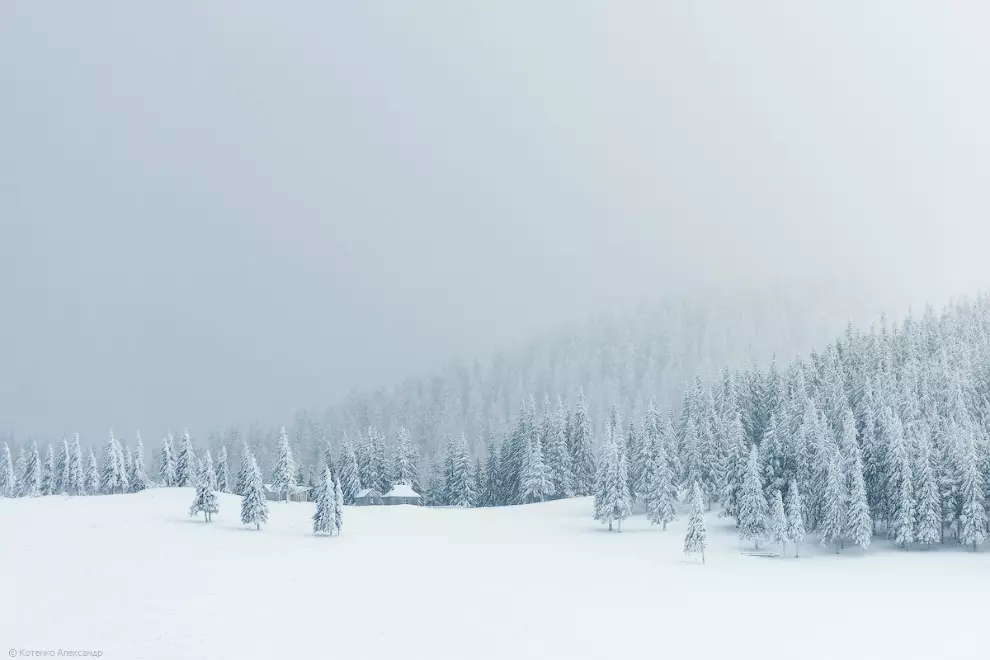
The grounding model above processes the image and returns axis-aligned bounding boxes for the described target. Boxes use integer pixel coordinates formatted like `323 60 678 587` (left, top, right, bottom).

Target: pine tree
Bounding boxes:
65 434 84 496
333 474 344 536
593 417 631 531
643 414 676 530
481 438 502 507
913 428 941 546
543 395 574 499
367 426 390 493
131 435 148 493
101 431 128 495
175 431 196 488
720 411 749 522
785 480 806 557
235 438 252 496
160 434 176 487
188 462 219 522
338 437 362 504
519 431 554 503
443 434 474 507
240 454 269 530
312 465 338 536
55 437 69 494
41 445 56 496
215 446 230 493
683 481 708 563
271 427 296 502
820 444 845 553
769 489 788 556
890 415 915 548
85 450 100 495
845 443 873 551
0 443 15 497
568 388 597 497
394 426 420 489
203 449 218 491
22 440 41 497
958 435 987 551
738 444 768 549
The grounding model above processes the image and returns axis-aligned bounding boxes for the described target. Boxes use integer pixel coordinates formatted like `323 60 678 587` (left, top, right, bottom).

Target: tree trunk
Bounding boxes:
617 519 622 533
701 550 705 564
608 521 613 531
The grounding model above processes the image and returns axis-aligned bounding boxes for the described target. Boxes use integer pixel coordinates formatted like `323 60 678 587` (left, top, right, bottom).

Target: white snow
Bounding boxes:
383 483 419 499
2 490 988 660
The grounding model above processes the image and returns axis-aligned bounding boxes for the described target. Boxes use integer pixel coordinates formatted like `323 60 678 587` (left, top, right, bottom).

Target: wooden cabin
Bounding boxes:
383 483 422 506
353 488 384 506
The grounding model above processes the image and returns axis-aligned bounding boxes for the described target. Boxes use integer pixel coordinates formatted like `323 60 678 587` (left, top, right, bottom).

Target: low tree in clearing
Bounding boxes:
769 489 788 557
683 481 708 564
313 466 338 536
189 467 219 523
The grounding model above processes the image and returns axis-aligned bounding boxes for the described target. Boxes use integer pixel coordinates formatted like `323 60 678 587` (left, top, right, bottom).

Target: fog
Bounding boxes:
1 1 987 441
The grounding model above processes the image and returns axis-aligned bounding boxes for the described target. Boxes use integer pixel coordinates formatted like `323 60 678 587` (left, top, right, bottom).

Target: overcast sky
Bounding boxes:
1 1 987 442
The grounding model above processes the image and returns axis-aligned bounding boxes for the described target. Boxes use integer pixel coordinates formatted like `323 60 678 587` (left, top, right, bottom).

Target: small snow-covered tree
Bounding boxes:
443 434 474 507
22 440 41 497
101 431 128 495
769 489 788 557
394 426 420 489
643 419 676 530
820 446 845 553
568 387 597 496
202 449 218 491
215 446 230 493
738 444 768 549
313 465 337 535
131 435 148 493
959 436 987 551
235 439 252 496
519 432 555 503
785 480 806 557
55 437 69 494
543 395 574 499
271 427 296 502
891 418 915 549
845 445 873 551
338 436 362 504
41 444 56 496
189 462 219 523
160 434 176 487
594 415 631 531
175 430 196 488
66 434 84 496
240 454 269 531
85 450 100 495
683 481 708 563
333 474 344 535
1 443 16 497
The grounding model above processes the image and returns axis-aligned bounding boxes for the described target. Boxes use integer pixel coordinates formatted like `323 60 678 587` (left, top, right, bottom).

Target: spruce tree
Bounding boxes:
66 434 84 496
443 434 474 507
593 419 631 531
85 450 100 495
333 474 344 535
160 434 176 487
481 438 502 507
959 436 987 551
313 465 337 536
395 426 420 489
41 444 56 496
913 428 941 546
240 454 269 530
235 439 252 496
769 489 788 557
203 449 218 491
720 411 749 521
820 446 845 553
738 444 768 549
568 387 597 497
271 426 296 502
338 437 362 504
890 416 915 548
543 395 574 499
22 440 41 497
683 481 708 563
215 446 230 493
519 432 554 503
643 417 676 530
131 436 148 493
189 463 219 523
55 437 69 494
785 480 806 557
845 444 873 551
101 431 128 495
175 430 196 488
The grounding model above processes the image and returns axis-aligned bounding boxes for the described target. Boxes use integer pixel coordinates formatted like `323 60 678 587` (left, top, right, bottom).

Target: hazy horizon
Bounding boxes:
2 1 988 442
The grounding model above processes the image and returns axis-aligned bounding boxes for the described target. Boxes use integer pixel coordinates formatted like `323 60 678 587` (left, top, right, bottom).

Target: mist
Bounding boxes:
1 1 986 442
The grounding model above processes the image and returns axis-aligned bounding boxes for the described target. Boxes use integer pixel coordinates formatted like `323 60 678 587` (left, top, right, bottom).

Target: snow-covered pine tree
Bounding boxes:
189 462 219 523
312 465 337 536
958 435 987 551
368 425 390 493
175 430 196 488
122 442 133 487
820 441 845 553
395 426 420 489
271 427 296 502
160 434 176 487
66 434 84 496
338 437 362 505
22 440 41 497
890 415 915 548
738 444 768 549
913 427 941 546
624 419 644 504
443 434 474 507
845 435 873 551
55 436 69 494
785 480 806 557
543 395 574 499
519 430 554 503
593 414 631 531
240 453 269 530
85 450 100 495
215 445 230 493
235 438 252 496
481 437 502 507
203 449 218 491
719 410 748 522
41 444 56 496
683 481 708 563
101 431 127 495
568 387 596 497
680 418 702 499
13 448 26 496
769 489 788 557
333 474 344 536
131 435 148 493
1 444 16 497
643 419 676 530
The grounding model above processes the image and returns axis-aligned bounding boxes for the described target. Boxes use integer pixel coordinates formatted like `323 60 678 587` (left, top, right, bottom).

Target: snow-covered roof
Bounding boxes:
384 483 420 499
263 484 309 493
355 488 382 498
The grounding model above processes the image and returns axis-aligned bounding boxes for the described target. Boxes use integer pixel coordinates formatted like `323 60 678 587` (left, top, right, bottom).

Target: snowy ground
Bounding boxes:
2 490 988 660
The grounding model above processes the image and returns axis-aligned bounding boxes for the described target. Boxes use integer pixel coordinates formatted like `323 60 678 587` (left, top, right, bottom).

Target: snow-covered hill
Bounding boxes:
2 490 987 659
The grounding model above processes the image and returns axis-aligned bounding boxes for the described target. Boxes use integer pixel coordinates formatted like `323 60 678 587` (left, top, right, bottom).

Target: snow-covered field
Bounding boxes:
2 490 987 660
